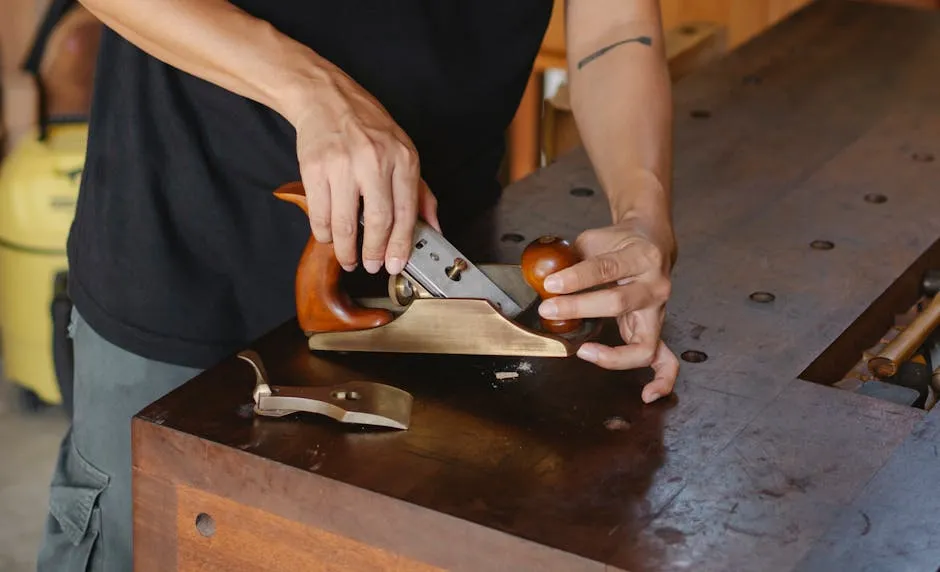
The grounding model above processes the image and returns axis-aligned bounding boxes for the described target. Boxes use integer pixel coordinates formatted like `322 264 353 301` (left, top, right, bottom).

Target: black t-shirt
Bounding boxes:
67 1 553 368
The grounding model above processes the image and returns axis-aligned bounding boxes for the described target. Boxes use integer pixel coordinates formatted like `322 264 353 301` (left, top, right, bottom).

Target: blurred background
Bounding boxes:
0 0 937 570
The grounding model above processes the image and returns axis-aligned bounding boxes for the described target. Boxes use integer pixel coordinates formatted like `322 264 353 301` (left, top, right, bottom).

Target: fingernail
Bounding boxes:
364 259 382 274
539 300 558 318
544 275 562 293
644 392 662 404
386 257 404 275
577 345 598 361
342 263 358 273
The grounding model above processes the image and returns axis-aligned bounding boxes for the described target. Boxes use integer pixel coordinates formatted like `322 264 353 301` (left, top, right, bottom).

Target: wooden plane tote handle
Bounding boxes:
273 182 393 335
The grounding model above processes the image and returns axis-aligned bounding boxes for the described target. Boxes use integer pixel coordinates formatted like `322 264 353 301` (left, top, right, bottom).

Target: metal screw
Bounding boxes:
446 258 468 281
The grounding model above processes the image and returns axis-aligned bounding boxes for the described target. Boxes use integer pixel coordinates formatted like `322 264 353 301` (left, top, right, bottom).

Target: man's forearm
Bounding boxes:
565 3 673 234
79 0 335 124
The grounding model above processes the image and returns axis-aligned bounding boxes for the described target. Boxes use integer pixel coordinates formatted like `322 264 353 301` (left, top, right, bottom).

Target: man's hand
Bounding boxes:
78 0 436 275
562 0 677 402
290 73 439 275
537 217 678 403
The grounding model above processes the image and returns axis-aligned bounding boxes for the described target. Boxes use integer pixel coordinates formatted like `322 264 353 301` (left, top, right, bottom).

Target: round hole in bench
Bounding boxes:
810 240 834 250
864 193 887 204
570 187 595 197
679 25 698 35
604 416 631 431
690 109 712 119
681 350 708 363
749 291 775 303
500 233 525 243
195 513 215 537
743 74 763 85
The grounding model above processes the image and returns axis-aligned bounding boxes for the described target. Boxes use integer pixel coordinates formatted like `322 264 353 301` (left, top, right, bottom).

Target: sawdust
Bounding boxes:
492 360 535 383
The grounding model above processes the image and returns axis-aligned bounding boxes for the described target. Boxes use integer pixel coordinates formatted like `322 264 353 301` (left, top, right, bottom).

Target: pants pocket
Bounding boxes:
37 430 110 572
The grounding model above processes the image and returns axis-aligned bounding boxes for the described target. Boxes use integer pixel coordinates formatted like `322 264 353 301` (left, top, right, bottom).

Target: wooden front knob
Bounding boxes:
521 235 582 334
273 182 393 334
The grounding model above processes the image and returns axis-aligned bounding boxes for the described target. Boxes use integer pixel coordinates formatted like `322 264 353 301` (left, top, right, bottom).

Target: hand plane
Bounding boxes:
274 181 601 357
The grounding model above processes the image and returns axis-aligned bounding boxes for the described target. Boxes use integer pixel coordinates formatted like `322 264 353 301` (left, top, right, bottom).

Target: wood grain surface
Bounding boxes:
175 484 443 571
134 1 940 570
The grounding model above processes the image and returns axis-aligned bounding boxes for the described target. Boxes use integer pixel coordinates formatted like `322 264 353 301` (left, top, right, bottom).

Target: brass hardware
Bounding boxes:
237 349 413 429
868 294 940 378
446 257 468 281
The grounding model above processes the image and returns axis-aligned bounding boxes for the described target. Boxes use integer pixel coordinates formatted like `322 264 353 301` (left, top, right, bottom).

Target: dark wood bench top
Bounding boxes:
134 1 940 569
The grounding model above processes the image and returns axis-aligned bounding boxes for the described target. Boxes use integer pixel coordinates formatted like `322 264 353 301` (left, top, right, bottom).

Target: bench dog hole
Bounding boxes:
681 350 708 363
749 291 776 303
604 416 631 431
864 193 887 204
570 187 595 197
810 240 834 250
195 513 215 537
501 233 525 243
743 74 763 85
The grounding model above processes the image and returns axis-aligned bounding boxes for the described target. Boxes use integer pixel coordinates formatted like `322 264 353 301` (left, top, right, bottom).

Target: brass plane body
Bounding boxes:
306 264 601 357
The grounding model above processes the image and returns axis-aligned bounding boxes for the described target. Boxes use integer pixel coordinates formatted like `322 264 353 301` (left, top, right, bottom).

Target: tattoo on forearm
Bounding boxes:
576 36 652 69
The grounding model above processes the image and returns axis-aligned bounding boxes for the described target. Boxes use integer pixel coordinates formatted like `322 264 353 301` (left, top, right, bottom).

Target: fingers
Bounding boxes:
576 342 678 403
576 339 658 372
641 341 679 403
545 238 662 294
539 277 670 321
383 149 421 275
576 307 679 403
358 146 396 275
296 115 424 274
329 165 361 272
299 165 333 244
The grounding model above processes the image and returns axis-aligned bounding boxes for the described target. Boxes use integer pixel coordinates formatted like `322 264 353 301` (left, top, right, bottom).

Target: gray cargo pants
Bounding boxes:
36 308 202 571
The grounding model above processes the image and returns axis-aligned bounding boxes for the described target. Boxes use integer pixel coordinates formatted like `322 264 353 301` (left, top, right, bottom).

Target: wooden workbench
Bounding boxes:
131 1 940 570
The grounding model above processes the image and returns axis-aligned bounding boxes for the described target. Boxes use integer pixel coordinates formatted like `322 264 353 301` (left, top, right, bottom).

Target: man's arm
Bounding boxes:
78 0 438 275
540 0 678 403
565 0 673 235
80 0 327 122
